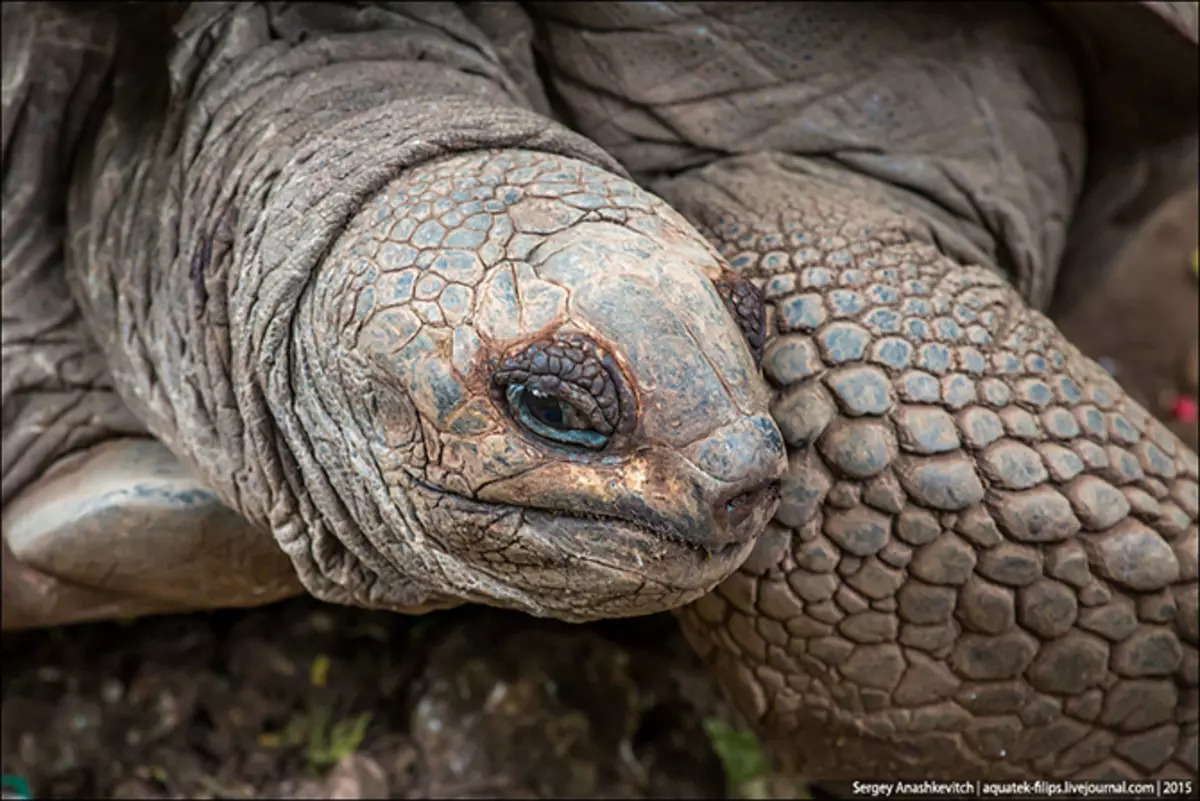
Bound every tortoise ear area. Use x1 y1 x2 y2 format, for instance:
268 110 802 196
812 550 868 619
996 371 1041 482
713 275 767 369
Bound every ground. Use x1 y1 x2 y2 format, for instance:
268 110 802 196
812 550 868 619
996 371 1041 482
1 601 814 799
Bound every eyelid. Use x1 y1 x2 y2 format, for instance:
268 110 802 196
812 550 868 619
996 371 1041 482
491 335 626 435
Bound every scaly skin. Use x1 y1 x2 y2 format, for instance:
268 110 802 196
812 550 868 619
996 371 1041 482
6 3 785 625
4 0 1197 784
530 0 1200 782
270 148 785 619
662 156 1198 780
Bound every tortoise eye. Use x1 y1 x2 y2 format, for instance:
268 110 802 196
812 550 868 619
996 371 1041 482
492 335 627 451
507 385 610 449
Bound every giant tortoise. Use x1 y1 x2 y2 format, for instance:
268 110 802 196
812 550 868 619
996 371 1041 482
3 0 1197 783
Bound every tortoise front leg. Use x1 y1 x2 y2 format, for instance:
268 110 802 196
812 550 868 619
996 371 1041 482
660 156 1199 781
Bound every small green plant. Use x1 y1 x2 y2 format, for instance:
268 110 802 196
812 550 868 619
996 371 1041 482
303 703 373 769
702 717 769 795
257 655 373 772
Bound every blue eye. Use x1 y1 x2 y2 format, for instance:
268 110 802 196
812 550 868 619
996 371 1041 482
507 385 610 449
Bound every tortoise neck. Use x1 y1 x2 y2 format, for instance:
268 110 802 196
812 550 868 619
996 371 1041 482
577 2 1090 310
61 2 621 533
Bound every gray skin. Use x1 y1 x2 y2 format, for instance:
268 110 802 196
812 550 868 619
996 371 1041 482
2 0 1197 784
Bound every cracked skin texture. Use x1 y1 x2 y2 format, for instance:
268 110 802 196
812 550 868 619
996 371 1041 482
666 162 1200 781
4 1 785 626
530 0 1200 782
1 0 1197 785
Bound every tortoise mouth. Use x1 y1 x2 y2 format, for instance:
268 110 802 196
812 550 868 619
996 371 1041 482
513 507 757 613
545 479 781 559
552 506 750 558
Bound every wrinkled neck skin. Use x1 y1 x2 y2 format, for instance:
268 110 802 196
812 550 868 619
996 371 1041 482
536 1 1088 311
63 3 602 612
64 3 786 619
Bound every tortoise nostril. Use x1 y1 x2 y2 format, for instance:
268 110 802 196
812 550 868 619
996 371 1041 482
714 480 782 544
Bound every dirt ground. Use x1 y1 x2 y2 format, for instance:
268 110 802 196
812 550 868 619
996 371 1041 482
1 601 815 799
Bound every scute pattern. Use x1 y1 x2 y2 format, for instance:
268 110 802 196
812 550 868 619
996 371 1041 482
308 149 661 497
667 162 1198 780
288 145 768 617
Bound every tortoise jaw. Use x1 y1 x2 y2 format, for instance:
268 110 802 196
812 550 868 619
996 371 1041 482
494 507 761 621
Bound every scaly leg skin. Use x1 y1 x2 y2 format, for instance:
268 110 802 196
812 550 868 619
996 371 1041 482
1052 185 1200 450
663 155 1199 781
1 4 301 629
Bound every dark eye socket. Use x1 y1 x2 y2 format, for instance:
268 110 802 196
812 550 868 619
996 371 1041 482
492 335 629 451
507 385 610 449
523 390 569 428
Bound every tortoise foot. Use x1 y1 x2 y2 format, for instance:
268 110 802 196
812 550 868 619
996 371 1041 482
2 439 302 630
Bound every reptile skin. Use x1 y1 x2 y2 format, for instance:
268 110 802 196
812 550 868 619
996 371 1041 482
665 158 1198 780
532 0 1199 781
6 2 783 623
3 0 1197 784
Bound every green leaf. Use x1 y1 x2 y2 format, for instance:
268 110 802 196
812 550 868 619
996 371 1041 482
310 655 331 688
305 702 373 769
328 713 373 760
702 717 769 793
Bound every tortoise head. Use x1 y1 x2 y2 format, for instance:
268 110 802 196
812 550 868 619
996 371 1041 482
288 150 785 620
